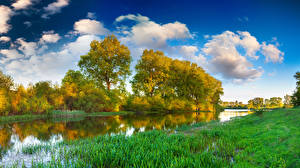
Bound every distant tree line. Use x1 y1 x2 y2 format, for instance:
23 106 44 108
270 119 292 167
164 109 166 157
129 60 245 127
0 35 223 116
221 95 293 110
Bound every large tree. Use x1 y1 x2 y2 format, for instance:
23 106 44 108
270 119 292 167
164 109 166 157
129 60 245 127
131 49 171 97
131 49 223 111
78 35 131 91
292 72 300 106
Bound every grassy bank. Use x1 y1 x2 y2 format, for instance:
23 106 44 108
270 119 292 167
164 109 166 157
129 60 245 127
0 110 134 124
26 108 299 167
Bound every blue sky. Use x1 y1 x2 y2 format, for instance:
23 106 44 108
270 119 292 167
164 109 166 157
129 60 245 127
0 0 299 103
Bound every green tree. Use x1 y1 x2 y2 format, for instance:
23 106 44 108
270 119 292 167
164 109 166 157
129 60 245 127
130 49 223 112
292 72 300 106
78 35 131 91
132 49 171 97
249 97 264 109
269 97 283 108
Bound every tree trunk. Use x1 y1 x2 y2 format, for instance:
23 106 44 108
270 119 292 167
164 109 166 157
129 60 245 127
106 81 111 91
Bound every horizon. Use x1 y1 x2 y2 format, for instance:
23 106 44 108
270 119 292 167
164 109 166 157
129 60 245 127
0 0 299 103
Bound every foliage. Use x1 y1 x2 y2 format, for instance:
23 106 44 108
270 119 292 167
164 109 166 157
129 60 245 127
0 36 223 116
130 49 223 112
0 71 13 91
78 35 131 91
248 97 264 109
292 72 300 106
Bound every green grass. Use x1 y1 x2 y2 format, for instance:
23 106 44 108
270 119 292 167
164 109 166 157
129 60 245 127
0 110 135 124
87 111 135 116
30 108 300 167
51 110 86 116
22 145 51 155
0 114 49 124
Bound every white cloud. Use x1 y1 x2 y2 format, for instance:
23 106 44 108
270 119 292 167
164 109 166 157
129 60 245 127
12 0 33 10
237 31 260 59
40 30 61 43
116 14 149 22
177 45 207 67
42 0 69 19
0 49 23 64
179 45 198 57
116 14 191 49
261 42 284 63
87 12 96 19
0 5 14 34
0 36 11 42
3 35 100 85
202 31 263 82
16 38 38 57
74 19 109 35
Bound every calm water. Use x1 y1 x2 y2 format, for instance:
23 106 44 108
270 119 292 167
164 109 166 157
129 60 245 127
0 109 250 167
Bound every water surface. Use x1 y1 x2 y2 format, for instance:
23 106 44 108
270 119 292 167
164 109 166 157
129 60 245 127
0 109 250 167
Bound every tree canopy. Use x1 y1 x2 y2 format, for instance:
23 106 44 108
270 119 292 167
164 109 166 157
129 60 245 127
130 49 223 111
292 72 300 106
0 35 225 115
78 35 131 91
0 71 13 91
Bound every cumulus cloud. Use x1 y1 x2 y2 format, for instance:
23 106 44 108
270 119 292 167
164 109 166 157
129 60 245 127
179 45 207 67
74 19 109 35
16 38 38 57
0 5 14 34
0 49 23 64
261 42 284 63
237 31 260 59
202 31 263 82
0 36 11 42
180 45 198 57
116 14 191 49
42 0 69 19
3 35 100 85
12 0 33 10
40 30 61 43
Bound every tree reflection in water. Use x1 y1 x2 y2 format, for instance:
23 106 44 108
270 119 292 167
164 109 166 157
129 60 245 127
0 111 220 149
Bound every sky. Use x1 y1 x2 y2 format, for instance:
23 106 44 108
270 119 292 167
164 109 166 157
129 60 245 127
0 0 299 103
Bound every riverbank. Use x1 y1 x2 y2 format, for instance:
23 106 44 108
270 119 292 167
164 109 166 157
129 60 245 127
0 110 135 124
25 107 299 167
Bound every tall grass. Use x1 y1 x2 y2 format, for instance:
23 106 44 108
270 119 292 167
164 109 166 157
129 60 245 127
0 110 134 124
30 108 300 167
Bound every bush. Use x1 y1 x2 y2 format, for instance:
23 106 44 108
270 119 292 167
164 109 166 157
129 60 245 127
124 96 151 112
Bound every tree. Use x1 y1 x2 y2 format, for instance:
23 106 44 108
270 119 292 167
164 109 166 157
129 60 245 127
0 71 13 115
132 49 172 97
78 35 131 91
269 97 283 108
284 94 292 108
249 97 264 109
130 49 223 112
0 71 13 91
292 72 300 106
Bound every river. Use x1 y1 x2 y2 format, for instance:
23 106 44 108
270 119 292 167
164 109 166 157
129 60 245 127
0 109 251 167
